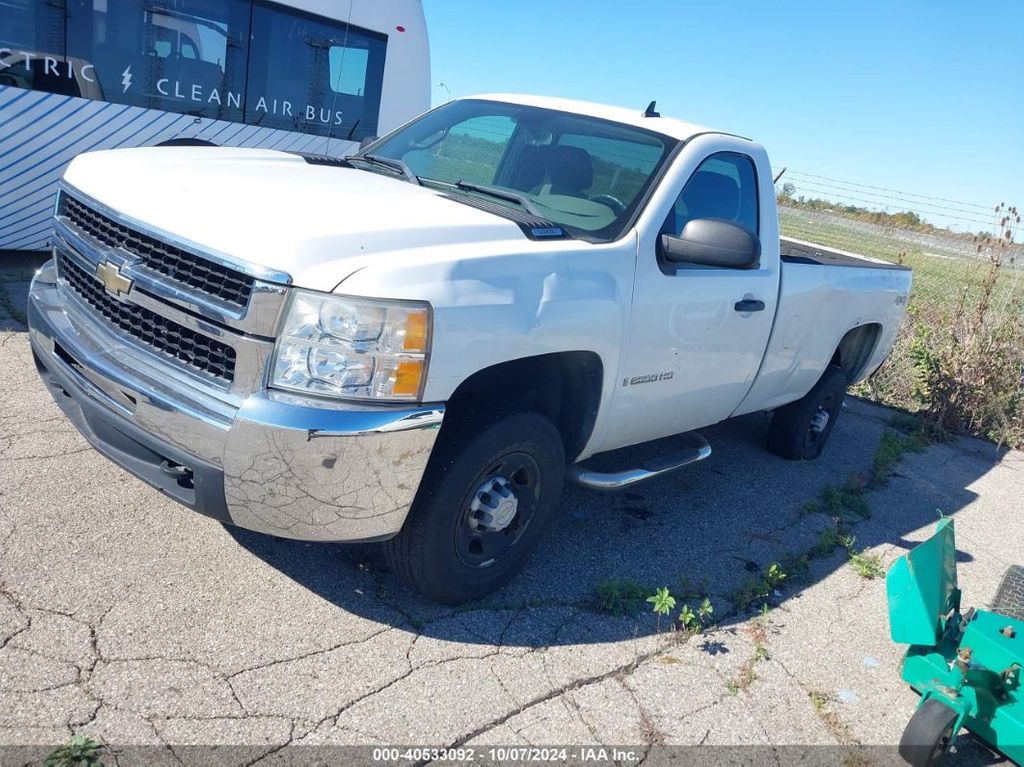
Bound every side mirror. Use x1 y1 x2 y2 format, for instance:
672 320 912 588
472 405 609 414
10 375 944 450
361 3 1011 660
358 135 379 151
660 218 761 269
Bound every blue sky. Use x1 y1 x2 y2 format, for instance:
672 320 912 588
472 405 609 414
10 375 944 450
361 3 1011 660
422 0 1023 234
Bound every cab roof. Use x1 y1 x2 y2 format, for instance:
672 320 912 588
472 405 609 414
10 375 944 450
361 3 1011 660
467 92 736 143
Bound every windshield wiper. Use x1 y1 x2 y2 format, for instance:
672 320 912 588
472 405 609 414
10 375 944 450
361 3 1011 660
346 154 421 185
453 180 542 217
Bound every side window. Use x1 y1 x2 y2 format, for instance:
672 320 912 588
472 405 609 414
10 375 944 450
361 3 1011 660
245 6 387 140
402 115 517 185
66 0 250 120
664 152 759 237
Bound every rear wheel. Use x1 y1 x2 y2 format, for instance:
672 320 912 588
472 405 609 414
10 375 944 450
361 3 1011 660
899 698 958 767
383 411 565 604
767 365 847 460
992 565 1024 621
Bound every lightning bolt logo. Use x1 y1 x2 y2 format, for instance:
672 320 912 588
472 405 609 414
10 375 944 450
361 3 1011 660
121 65 133 93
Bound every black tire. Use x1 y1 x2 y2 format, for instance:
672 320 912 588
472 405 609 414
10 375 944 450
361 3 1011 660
383 411 565 604
156 138 216 147
992 565 1024 621
767 365 847 460
899 698 958 767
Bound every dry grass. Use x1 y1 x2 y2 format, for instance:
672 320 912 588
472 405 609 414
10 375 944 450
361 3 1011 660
781 203 1024 449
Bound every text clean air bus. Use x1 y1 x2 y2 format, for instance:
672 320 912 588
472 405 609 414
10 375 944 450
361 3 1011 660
0 0 430 250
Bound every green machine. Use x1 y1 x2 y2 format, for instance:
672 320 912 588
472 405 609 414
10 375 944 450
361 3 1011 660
887 518 1024 765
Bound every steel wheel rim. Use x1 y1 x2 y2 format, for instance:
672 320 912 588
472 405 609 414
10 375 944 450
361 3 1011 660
454 451 541 569
805 393 836 449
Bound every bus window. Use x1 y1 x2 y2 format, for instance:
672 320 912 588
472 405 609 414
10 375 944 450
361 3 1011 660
245 5 386 141
329 46 369 97
0 0 68 92
0 0 65 53
65 0 250 122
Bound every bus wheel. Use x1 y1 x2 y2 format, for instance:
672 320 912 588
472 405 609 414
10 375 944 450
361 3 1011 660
156 138 217 147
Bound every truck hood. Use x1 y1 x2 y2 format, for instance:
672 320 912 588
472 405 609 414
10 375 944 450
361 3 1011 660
62 146 529 291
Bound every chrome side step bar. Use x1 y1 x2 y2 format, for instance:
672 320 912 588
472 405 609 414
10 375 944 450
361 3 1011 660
567 433 711 491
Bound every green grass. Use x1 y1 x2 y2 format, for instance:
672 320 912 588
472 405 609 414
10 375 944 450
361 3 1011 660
848 549 885 580
45 736 104 767
594 577 651 617
780 207 1024 314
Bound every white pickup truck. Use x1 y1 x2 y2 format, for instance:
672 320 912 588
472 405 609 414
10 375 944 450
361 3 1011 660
28 94 911 603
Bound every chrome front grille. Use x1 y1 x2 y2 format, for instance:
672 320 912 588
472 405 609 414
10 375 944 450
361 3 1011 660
59 193 255 309
59 253 237 383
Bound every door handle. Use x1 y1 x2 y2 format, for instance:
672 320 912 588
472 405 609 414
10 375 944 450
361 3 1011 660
734 299 766 313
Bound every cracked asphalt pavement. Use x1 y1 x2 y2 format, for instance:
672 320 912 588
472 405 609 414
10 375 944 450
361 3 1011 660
1 266 1021 765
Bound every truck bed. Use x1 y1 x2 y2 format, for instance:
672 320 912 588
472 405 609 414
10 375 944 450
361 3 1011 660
734 236 913 418
780 236 910 271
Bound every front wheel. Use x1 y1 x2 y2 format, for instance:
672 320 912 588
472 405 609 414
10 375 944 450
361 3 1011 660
899 698 958 767
766 365 847 460
384 411 565 604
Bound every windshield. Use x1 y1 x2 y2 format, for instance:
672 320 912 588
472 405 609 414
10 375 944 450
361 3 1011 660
366 99 678 242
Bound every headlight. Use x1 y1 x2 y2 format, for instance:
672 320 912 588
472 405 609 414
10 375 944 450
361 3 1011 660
271 290 431 401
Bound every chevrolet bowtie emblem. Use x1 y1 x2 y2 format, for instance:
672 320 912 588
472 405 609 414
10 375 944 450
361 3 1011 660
96 261 133 297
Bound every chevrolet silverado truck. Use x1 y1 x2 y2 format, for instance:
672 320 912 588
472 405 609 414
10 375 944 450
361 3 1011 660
27 94 912 603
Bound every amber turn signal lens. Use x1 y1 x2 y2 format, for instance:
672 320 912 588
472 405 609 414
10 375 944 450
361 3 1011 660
392 358 424 398
403 309 429 353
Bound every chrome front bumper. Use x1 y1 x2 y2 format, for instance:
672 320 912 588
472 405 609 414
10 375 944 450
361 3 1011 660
27 264 444 542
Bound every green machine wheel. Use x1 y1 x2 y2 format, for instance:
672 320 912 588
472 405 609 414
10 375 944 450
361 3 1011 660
898 698 958 767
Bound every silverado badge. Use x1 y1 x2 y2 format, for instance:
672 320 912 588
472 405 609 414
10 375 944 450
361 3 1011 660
96 261 133 297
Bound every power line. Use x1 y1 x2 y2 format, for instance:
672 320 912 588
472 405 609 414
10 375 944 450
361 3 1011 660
781 180 997 227
774 167 996 212
779 185 995 228
778 176 996 219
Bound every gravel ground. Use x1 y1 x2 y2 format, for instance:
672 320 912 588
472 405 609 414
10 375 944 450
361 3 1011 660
1 270 1020 766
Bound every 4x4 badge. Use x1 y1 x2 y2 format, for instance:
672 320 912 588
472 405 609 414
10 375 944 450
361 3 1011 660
96 261 133 297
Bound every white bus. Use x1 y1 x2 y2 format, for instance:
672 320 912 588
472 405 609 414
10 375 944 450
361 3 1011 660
0 0 430 250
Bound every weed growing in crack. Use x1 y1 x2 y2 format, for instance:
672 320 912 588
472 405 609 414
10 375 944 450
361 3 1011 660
848 548 885 580
801 499 823 516
45 736 104 767
726 619 772 694
811 526 854 559
675 575 711 602
728 562 788 610
594 577 651 617
647 587 676 633
813 478 870 522
764 424 947 605
890 413 949 444
674 595 715 634
676 603 697 633
870 430 925 487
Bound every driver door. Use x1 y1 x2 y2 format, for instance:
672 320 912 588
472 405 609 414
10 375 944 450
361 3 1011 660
602 144 780 451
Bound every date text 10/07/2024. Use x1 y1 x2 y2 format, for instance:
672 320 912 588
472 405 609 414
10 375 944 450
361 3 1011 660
372 747 641 762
